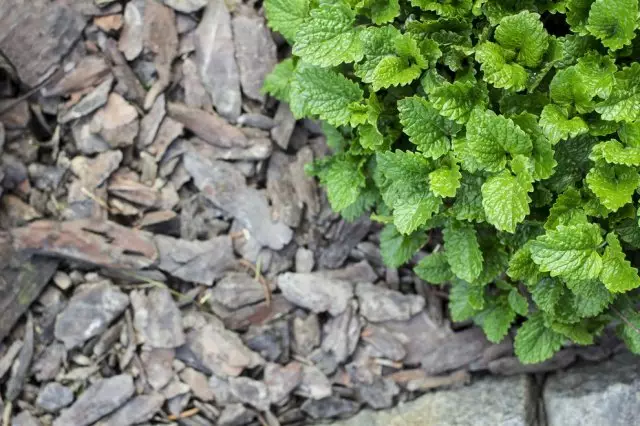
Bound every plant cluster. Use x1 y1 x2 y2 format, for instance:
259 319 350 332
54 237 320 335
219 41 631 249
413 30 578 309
263 0 640 363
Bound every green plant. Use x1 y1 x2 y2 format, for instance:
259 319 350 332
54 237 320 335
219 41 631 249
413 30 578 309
263 0 640 363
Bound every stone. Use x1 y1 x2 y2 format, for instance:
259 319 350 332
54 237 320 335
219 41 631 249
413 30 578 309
277 273 353 316
0 340 23 382
94 14 123 32
356 283 425 323
218 403 256 426
357 377 400 410
297 364 332 400
238 114 275 130
271 103 296 149
70 150 123 188
231 12 277 102
243 320 290 364
95 393 165 426
146 116 184 160
188 135 272 161
208 374 239 405
91 93 139 148
489 349 576 376
119 0 145 60
302 396 360 420
141 348 175 390
179 368 214 402
182 58 211 109
360 325 406 361
289 147 320 218
319 218 372 269
53 375 135 426
31 343 65 382
54 283 129 349
293 314 321 356
264 362 303 405
59 76 113 124
139 94 166 149
36 383 74 413
321 301 361 363
6 314 35 401
11 411 41 426
295 247 315 273
161 378 190 399
154 235 235 285
163 0 207 13
71 116 110 154
167 102 248 148
195 0 241 120
266 151 302 228
209 272 271 309
544 353 640 426
420 327 492 375
321 260 378 284
229 377 270 412
331 375 536 426
131 287 185 348
43 56 111 97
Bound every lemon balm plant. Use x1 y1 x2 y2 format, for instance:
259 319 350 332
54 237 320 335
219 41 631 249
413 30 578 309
263 0 640 363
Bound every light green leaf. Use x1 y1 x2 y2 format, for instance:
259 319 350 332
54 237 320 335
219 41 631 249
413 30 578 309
415 252 454 284
539 104 589 144
600 233 640 292
429 164 462 198
531 277 565 313
293 1 363 67
508 289 529 316
514 313 565 364
449 279 484 322
356 0 400 24
596 63 640 122
566 0 595 35
477 299 516 343
398 96 462 159
591 140 640 166
410 0 473 17
358 124 384 150
511 113 557 180
618 121 640 147
530 223 604 281
586 0 638 50
616 305 640 354
264 0 309 42
549 67 594 113
575 52 617 98
566 279 613 317
262 58 295 102
482 171 532 233
321 156 366 212
450 172 486 222
371 55 424 91
545 187 589 230
444 220 484 283
550 321 595 344
495 11 549 67
508 244 541 286
586 163 640 211
290 64 363 126
430 80 488 124
475 42 528 91
379 224 428 268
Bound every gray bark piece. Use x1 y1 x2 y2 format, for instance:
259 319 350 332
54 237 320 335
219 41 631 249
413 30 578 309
95 393 165 426
489 349 576 376
544 353 640 426
218 403 256 426
321 301 361 364
210 272 271 309
53 375 135 426
183 152 292 250
36 383 74 413
11 411 41 426
163 0 207 13
356 283 425 323
277 273 353 316
42 56 111 97
188 136 272 161
141 348 175 390
267 151 302 228
231 13 277 102
154 235 235 285
195 0 241 120
179 367 214 401
271 103 296 149
59 76 113 123
187 323 263 377
71 116 110 154
420 327 492 375
131 287 185 348
302 396 360 420
361 325 406 362
319 218 372 269
167 102 248 148
54 283 129 350
293 314 321 356
357 377 399 410
119 0 145 61
297 364 332 400
139 94 166 149
6 314 34 401
264 362 302 405
0 0 86 86
208 374 239 405
331 375 536 426
289 147 320 218
229 377 270 412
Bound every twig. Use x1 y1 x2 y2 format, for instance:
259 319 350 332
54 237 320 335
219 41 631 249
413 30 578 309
2 401 12 426
0 67 63 116
239 258 272 307
167 407 200 420
612 306 640 335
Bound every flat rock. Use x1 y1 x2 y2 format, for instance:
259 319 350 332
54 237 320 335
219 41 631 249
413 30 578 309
297 364 332 400
70 150 122 188
119 0 145 60
420 327 492 375
188 135 272 161
163 0 207 13
11 411 41 426
488 349 576 376
195 0 241 120
147 116 184 160
320 260 378 284
295 247 315 273
139 94 166 149
54 283 129 349
267 151 302 228
187 323 263 377
208 374 239 405
319 218 372 269
53 374 135 426
141 348 175 390
238 113 275 130
271 103 296 149
209 272 271 309
6 313 35 401
289 147 320 218
182 57 211 109
544 353 640 426
95 393 165 426
321 301 361 363
356 283 425 323
360 325 406 361
302 396 360 420
332 375 536 426
131 287 185 348
231 12 277 102
356 377 399 410
36 382 74 413
167 102 247 148
59 76 113 124
293 314 321 356
243 320 290 364
277 272 353 316
229 376 270 412
184 152 292 250
218 403 256 426
179 367 214 401
43 56 111 97
91 93 139 148
264 362 303 405
154 235 235 285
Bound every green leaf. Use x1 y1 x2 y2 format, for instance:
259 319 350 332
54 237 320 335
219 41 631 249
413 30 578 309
356 0 400 24
475 42 528 91
477 299 516 343
415 252 454 284
531 277 565 313
290 64 363 126
550 321 594 344
449 279 484 322
549 67 594 113
398 96 462 159
600 233 640 292
371 55 424 91
586 0 638 50
321 155 366 212
618 121 640 147
530 223 604 281
444 220 483 282
411 0 473 17
482 171 532 233
545 187 589 230
575 52 617 98
566 0 595 35
514 313 565 364
566 279 613 317
293 1 363 67
616 306 640 354
430 80 488 124
539 104 589 145
508 289 529 316
473 243 509 286
264 0 309 42
450 172 486 222
379 224 428 268
495 11 549 67
376 150 443 234
511 113 557 181
429 164 462 198
591 140 640 166
508 244 541 286
586 163 640 212
262 58 295 102
342 185 380 221
596 63 640 122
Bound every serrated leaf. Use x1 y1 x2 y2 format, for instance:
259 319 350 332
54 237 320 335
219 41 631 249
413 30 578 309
531 277 565 313
600 233 640 292
473 243 509 286
508 289 529 315
430 80 488 124
429 164 462 198
511 113 557 180
508 244 541 286
371 55 424 90
356 0 400 24
293 1 363 67
539 104 589 144
415 252 454 284
398 96 462 159
530 223 604 281
379 224 428 268
477 299 516 343
586 0 638 50
545 187 589 230
290 64 363 126
475 42 528 91
342 185 379 221
575 52 617 97
321 155 366 212
495 11 549 67
596 63 640 122
549 67 594 113
262 58 295 102
482 171 532 233
449 279 484 322
592 140 640 166
514 313 565 364
450 172 486 222
566 279 613 317
550 321 594 344
411 0 474 17
265 0 309 42
444 220 483 282
586 163 640 211
566 0 595 35
616 307 640 354
618 122 640 148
